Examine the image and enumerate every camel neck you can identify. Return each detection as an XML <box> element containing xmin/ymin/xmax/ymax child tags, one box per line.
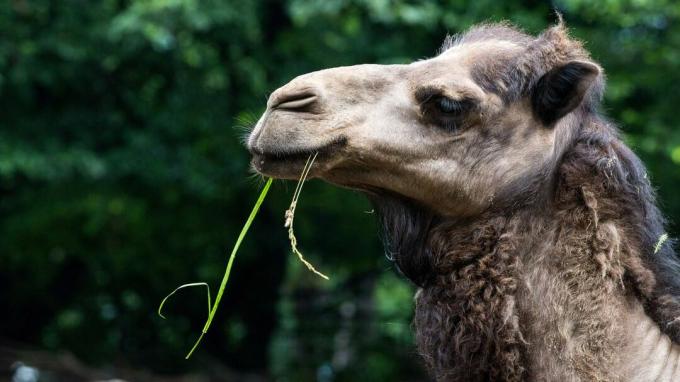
<box><xmin>373</xmin><ymin>177</ymin><xmax>679</xmax><ymax>381</ymax></box>
<box><xmin>413</xmin><ymin>201</ymin><xmax>680</xmax><ymax>381</ymax></box>
<box><xmin>414</xmin><ymin>211</ymin><xmax>531</xmax><ymax>381</ymax></box>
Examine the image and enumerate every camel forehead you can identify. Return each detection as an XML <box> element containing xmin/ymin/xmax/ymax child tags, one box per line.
<box><xmin>406</xmin><ymin>40</ymin><xmax>522</xmax><ymax>96</ymax></box>
<box><xmin>415</xmin><ymin>40</ymin><xmax>521</xmax><ymax>75</ymax></box>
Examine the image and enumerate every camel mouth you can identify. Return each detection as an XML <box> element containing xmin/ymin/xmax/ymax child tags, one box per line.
<box><xmin>250</xmin><ymin>136</ymin><xmax>347</xmax><ymax>178</ymax></box>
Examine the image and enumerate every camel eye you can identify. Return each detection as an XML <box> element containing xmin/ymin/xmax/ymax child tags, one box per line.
<box><xmin>435</xmin><ymin>96</ymin><xmax>467</xmax><ymax>114</ymax></box>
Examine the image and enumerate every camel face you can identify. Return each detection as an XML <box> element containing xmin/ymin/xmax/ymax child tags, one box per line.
<box><xmin>248</xmin><ymin>33</ymin><xmax>598</xmax><ymax>216</ymax></box>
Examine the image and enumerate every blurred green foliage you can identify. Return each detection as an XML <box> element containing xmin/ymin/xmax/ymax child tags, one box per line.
<box><xmin>1</xmin><ymin>1</ymin><xmax>679</xmax><ymax>381</ymax></box>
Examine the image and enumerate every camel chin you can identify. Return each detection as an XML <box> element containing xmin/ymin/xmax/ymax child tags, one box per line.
<box><xmin>249</xmin><ymin>155</ymin><xmax>307</xmax><ymax>180</ymax></box>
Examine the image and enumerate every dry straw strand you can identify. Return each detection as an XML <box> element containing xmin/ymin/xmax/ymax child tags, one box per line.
<box><xmin>655</xmin><ymin>233</ymin><xmax>669</xmax><ymax>254</ymax></box>
<box><xmin>285</xmin><ymin>152</ymin><xmax>329</xmax><ymax>280</ymax></box>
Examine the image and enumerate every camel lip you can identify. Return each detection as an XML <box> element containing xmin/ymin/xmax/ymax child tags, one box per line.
<box><xmin>249</xmin><ymin>136</ymin><xmax>347</xmax><ymax>178</ymax></box>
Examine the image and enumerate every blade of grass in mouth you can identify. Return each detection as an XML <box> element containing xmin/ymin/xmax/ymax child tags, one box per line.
<box><xmin>158</xmin><ymin>153</ymin><xmax>329</xmax><ymax>358</ymax></box>
<box><xmin>159</xmin><ymin>177</ymin><xmax>273</xmax><ymax>359</ymax></box>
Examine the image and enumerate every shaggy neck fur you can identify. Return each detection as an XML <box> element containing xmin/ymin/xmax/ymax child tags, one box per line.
<box><xmin>372</xmin><ymin>115</ymin><xmax>680</xmax><ymax>381</ymax></box>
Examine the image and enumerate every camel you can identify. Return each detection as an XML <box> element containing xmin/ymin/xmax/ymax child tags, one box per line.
<box><xmin>247</xmin><ymin>21</ymin><xmax>680</xmax><ymax>381</ymax></box>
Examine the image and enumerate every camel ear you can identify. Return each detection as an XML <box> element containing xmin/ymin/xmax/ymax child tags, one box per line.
<box><xmin>531</xmin><ymin>60</ymin><xmax>600</xmax><ymax>126</ymax></box>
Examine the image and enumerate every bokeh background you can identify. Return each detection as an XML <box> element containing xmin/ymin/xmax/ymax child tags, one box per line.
<box><xmin>2</xmin><ymin>1</ymin><xmax>679</xmax><ymax>381</ymax></box>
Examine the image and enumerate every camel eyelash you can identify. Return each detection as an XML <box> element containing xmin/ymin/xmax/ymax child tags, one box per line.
<box><xmin>415</xmin><ymin>87</ymin><xmax>443</xmax><ymax>104</ymax></box>
<box><xmin>441</xmin><ymin>120</ymin><xmax>460</xmax><ymax>132</ymax></box>
<box><xmin>433</xmin><ymin>97</ymin><xmax>476</xmax><ymax>114</ymax></box>
<box><xmin>414</xmin><ymin>86</ymin><xmax>477</xmax><ymax>106</ymax></box>
<box><xmin>415</xmin><ymin>88</ymin><xmax>477</xmax><ymax>114</ymax></box>
<box><xmin>416</xmin><ymin>94</ymin><xmax>477</xmax><ymax>133</ymax></box>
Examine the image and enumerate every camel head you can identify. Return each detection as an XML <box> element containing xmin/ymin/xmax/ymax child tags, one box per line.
<box><xmin>247</xmin><ymin>23</ymin><xmax>603</xmax><ymax>217</ymax></box>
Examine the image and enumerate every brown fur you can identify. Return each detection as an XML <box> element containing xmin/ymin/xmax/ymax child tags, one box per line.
<box><xmin>415</xmin><ymin>215</ymin><xmax>525</xmax><ymax>381</ymax></box>
<box><xmin>404</xmin><ymin>114</ymin><xmax>678</xmax><ymax>380</ymax></box>
<box><xmin>381</xmin><ymin>24</ymin><xmax>678</xmax><ymax>380</ymax></box>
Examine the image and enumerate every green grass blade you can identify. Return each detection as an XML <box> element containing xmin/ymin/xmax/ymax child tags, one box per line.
<box><xmin>158</xmin><ymin>282</ymin><xmax>212</xmax><ymax>320</ymax></box>
<box><xmin>158</xmin><ymin>177</ymin><xmax>273</xmax><ymax>359</ymax></box>
<box><xmin>186</xmin><ymin>177</ymin><xmax>273</xmax><ymax>358</ymax></box>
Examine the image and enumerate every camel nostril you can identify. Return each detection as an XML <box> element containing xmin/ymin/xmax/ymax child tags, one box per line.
<box><xmin>272</xmin><ymin>91</ymin><xmax>318</xmax><ymax>111</ymax></box>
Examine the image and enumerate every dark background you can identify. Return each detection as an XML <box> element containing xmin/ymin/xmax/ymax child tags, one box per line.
<box><xmin>1</xmin><ymin>1</ymin><xmax>679</xmax><ymax>381</ymax></box>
